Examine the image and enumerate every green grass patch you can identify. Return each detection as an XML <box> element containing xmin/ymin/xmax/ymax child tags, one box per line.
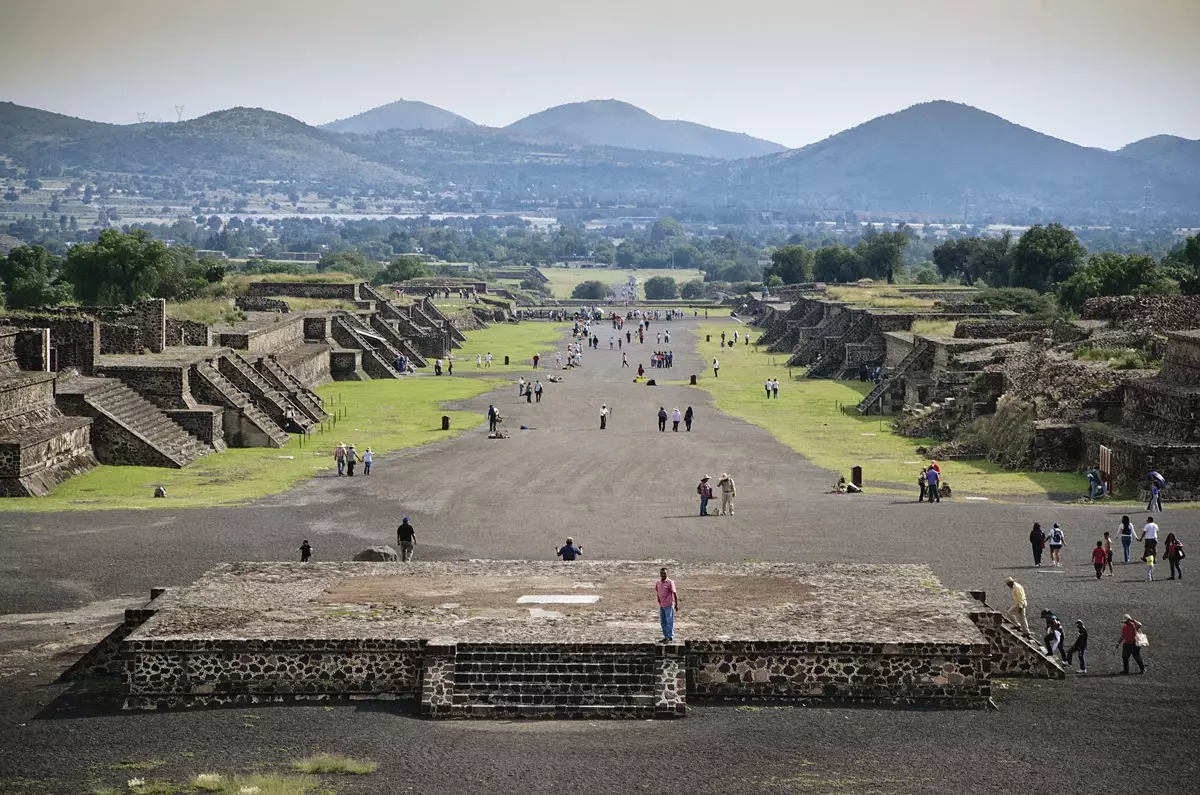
<box><xmin>291</xmin><ymin>753</ymin><xmax>377</xmax><ymax>775</ymax></box>
<box><xmin>187</xmin><ymin>773</ymin><xmax>318</xmax><ymax>794</ymax></box>
<box><xmin>539</xmin><ymin>267</ymin><xmax>705</xmax><ymax>299</ymax></box>
<box><xmin>452</xmin><ymin>321</ymin><xmax>570</xmax><ymax>372</ymax></box>
<box><xmin>910</xmin><ymin>319</ymin><xmax>957</xmax><ymax>337</ymax></box>
<box><xmin>279</xmin><ymin>297</ymin><xmax>357</xmax><ymax>312</ymax></box>
<box><xmin>1073</xmin><ymin>345</ymin><xmax>1160</xmax><ymax>370</ymax></box>
<box><xmin>165</xmin><ymin>299</ymin><xmax>245</xmax><ymax>326</ymax></box>
<box><xmin>3</xmin><ymin>377</ymin><xmax>492</xmax><ymax>513</ymax></box>
<box><xmin>107</xmin><ymin>761</ymin><xmax>167</xmax><ymax>771</ymax></box>
<box><xmin>688</xmin><ymin>321</ymin><xmax>1082</xmax><ymax>498</ymax></box>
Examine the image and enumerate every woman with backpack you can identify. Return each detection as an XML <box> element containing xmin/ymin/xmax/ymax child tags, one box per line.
<box><xmin>1165</xmin><ymin>533</ymin><xmax>1185</xmax><ymax>580</ymax></box>
<box><xmin>1118</xmin><ymin>516</ymin><xmax>1136</xmax><ymax>563</ymax></box>
<box><xmin>1047</xmin><ymin>523</ymin><xmax>1065</xmax><ymax>567</ymax></box>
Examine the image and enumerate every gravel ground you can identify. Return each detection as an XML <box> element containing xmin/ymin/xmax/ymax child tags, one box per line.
<box><xmin>1</xmin><ymin>316</ymin><xmax>1198</xmax><ymax>794</ymax></box>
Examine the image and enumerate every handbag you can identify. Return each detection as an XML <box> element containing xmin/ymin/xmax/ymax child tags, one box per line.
<box><xmin>1135</xmin><ymin>631</ymin><xmax>1149</xmax><ymax>648</ymax></box>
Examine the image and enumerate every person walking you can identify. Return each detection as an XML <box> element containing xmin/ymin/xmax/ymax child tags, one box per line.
<box><xmin>1030</xmin><ymin>522</ymin><xmax>1046</xmax><ymax>567</ymax></box>
<box><xmin>600</xmin><ymin>404</ymin><xmax>609</xmax><ymax>430</ymax></box>
<box><xmin>1118</xmin><ymin>516</ymin><xmax>1135</xmax><ymax>563</ymax></box>
<box><xmin>1004</xmin><ymin>577</ymin><xmax>1029</xmax><ymax>634</ymax></box>
<box><xmin>1165</xmin><ymin>533</ymin><xmax>1185</xmax><ymax>579</ymax></box>
<box><xmin>684</xmin><ymin>406</ymin><xmax>694</xmax><ymax>432</ymax></box>
<box><xmin>447</xmin><ymin>358</ymin><xmax>453</xmax><ymax>376</ymax></box>
<box><xmin>1103</xmin><ymin>531</ymin><xmax>1114</xmax><ymax>576</ymax></box>
<box><xmin>1145</xmin><ymin>550</ymin><xmax>1157</xmax><ymax>581</ymax></box>
<box><xmin>533</xmin><ymin>353</ymin><xmax>540</xmax><ymax>369</ymax></box>
<box><xmin>362</xmin><ymin>447</ymin><xmax>373</xmax><ymax>476</ymax></box>
<box><xmin>1091</xmin><ymin>541</ymin><xmax>1108</xmax><ymax>579</ymax></box>
<box><xmin>1117</xmin><ymin>615</ymin><xmax>1146</xmax><ymax>674</ymax></box>
<box><xmin>717</xmin><ymin>472</ymin><xmax>736</xmax><ymax>516</ymax></box>
<box><xmin>345</xmin><ymin>444</ymin><xmax>358</xmax><ymax>477</ymax></box>
<box><xmin>1147</xmin><ymin>471</ymin><xmax>1165</xmax><ymax>511</ymax></box>
<box><xmin>557</xmin><ymin>537</ymin><xmax>583</xmax><ymax>561</ymax></box>
<box><xmin>697</xmin><ymin>475</ymin><xmax>713</xmax><ymax>516</ymax></box>
<box><xmin>1047</xmin><ymin>523</ymin><xmax>1065</xmax><ymax>567</ymax></box>
<box><xmin>918</xmin><ymin>467</ymin><xmax>928</xmax><ymax>502</ymax></box>
<box><xmin>1139</xmin><ymin>516</ymin><xmax>1159</xmax><ymax>561</ymax></box>
<box><xmin>334</xmin><ymin>442</ymin><xmax>347</xmax><ymax>476</ymax></box>
<box><xmin>298</xmin><ymin>539</ymin><xmax>312</xmax><ymax>563</ymax></box>
<box><xmin>622</xmin><ymin>352</ymin><xmax>629</xmax><ymax>368</ymax></box>
<box><xmin>487</xmin><ymin>404</ymin><xmax>498</xmax><ymax>433</ymax></box>
<box><xmin>657</xmin><ymin>407</ymin><xmax>668</xmax><ymax>432</ymax></box>
<box><xmin>772</xmin><ymin>379</ymin><xmax>779</xmax><ymax>399</ymax></box>
<box><xmin>655</xmin><ymin>567</ymin><xmax>679</xmax><ymax>643</ymax></box>
<box><xmin>485</xmin><ymin>351</ymin><xmax>493</xmax><ymax>368</ymax></box>
<box><xmin>534</xmin><ymin>381</ymin><xmax>543</xmax><ymax>403</ymax></box>
<box><xmin>1066</xmin><ymin>620</ymin><xmax>1089</xmax><ymax>673</ymax></box>
<box><xmin>477</xmin><ymin>353</ymin><xmax>482</xmax><ymax>368</ymax></box>
<box><xmin>713</xmin><ymin>358</ymin><xmax>720</xmax><ymax>378</ymax></box>
<box><xmin>397</xmin><ymin>517</ymin><xmax>416</xmax><ymax>562</ymax></box>
<box><xmin>518</xmin><ymin>377</ymin><xmax>525</xmax><ymax>396</ymax></box>
<box><xmin>765</xmin><ymin>379</ymin><xmax>772</xmax><ymax>399</ymax></box>
<box><xmin>526</xmin><ymin>382</ymin><xmax>533</xmax><ymax>403</ymax></box>
<box><xmin>434</xmin><ymin>358</ymin><xmax>443</xmax><ymax>376</ymax></box>
<box><xmin>610</xmin><ymin>336</ymin><xmax>615</xmax><ymax>349</ymax></box>
<box><xmin>670</xmin><ymin>407</ymin><xmax>682</xmax><ymax>432</ymax></box>
<box><xmin>924</xmin><ymin>465</ymin><xmax>941</xmax><ymax>503</ymax></box>
<box><xmin>1041</xmin><ymin>610</ymin><xmax>1064</xmax><ymax>660</ymax></box>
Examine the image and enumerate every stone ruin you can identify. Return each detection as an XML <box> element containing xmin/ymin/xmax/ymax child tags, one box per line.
<box><xmin>0</xmin><ymin>282</ymin><xmax>498</xmax><ymax>497</ymax></box>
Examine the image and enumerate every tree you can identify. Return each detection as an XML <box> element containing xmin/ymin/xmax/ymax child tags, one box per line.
<box><xmin>932</xmin><ymin>235</ymin><xmax>1012</xmax><ymax>286</ymax></box>
<box><xmin>648</xmin><ymin>217</ymin><xmax>684</xmax><ymax>244</ymax></box>
<box><xmin>65</xmin><ymin>229</ymin><xmax>171</xmax><ymax>305</ymax></box>
<box><xmin>571</xmin><ymin>280</ymin><xmax>608</xmax><ymax>300</ymax></box>
<box><xmin>644</xmin><ymin>275</ymin><xmax>679</xmax><ymax>299</ymax></box>
<box><xmin>1009</xmin><ymin>223</ymin><xmax>1085</xmax><ymax>292</ymax></box>
<box><xmin>316</xmin><ymin>250</ymin><xmax>379</xmax><ymax>280</ymax></box>
<box><xmin>680</xmin><ymin>279</ymin><xmax>706</xmax><ymax>299</ymax></box>
<box><xmin>0</xmin><ymin>245</ymin><xmax>73</xmax><ymax>309</ymax></box>
<box><xmin>763</xmin><ymin>245</ymin><xmax>813</xmax><ymax>284</ymax></box>
<box><xmin>1161</xmin><ymin>233</ymin><xmax>1200</xmax><ymax>294</ymax></box>
<box><xmin>813</xmin><ymin>244</ymin><xmax>861</xmax><ymax>283</ymax></box>
<box><xmin>373</xmin><ymin>254</ymin><xmax>430</xmax><ymax>285</ymax></box>
<box><xmin>855</xmin><ymin>231</ymin><xmax>908</xmax><ymax>283</ymax></box>
<box><xmin>1057</xmin><ymin>252</ymin><xmax>1174</xmax><ymax>311</ymax></box>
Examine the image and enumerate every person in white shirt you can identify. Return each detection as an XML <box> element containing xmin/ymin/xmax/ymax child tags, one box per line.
<box><xmin>1138</xmin><ymin>516</ymin><xmax>1159</xmax><ymax>561</ymax></box>
<box><xmin>713</xmin><ymin>358</ymin><xmax>720</xmax><ymax>378</ymax></box>
<box><xmin>485</xmin><ymin>352</ymin><xmax>493</xmax><ymax>368</ymax></box>
<box><xmin>476</xmin><ymin>354</ymin><xmax>482</xmax><ymax>368</ymax></box>
<box><xmin>765</xmin><ymin>379</ymin><xmax>772</xmax><ymax>399</ymax></box>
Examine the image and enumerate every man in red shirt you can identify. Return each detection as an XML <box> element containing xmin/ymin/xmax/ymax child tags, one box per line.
<box><xmin>655</xmin><ymin>568</ymin><xmax>679</xmax><ymax>643</ymax></box>
<box><xmin>1091</xmin><ymin>541</ymin><xmax>1108</xmax><ymax>579</ymax></box>
<box><xmin>1117</xmin><ymin>615</ymin><xmax>1146</xmax><ymax>674</ymax></box>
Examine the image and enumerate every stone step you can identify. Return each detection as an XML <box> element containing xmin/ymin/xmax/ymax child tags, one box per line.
<box><xmin>452</xmin><ymin>692</ymin><xmax>657</xmax><ymax>706</ymax></box>
<box><xmin>455</xmin><ymin>662</ymin><xmax>655</xmax><ymax>675</ymax></box>
<box><xmin>452</xmin><ymin>703</ymin><xmax>656</xmax><ymax>718</ymax></box>
<box><xmin>74</xmin><ymin>377</ymin><xmax>208</xmax><ymax>467</ymax></box>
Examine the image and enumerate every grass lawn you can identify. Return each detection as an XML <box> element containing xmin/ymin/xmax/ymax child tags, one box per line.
<box><xmin>451</xmin><ymin>321</ymin><xmax>570</xmax><ymax>371</ymax></box>
<box><xmin>686</xmin><ymin>321</ymin><xmax>1083</xmax><ymax>499</ymax></box>
<box><xmin>539</xmin><ymin>268</ymin><xmax>705</xmax><ymax>299</ymax></box>
<box><xmin>3</xmin><ymin>377</ymin><xmax>493</xmax><ymax>512</ymax></box>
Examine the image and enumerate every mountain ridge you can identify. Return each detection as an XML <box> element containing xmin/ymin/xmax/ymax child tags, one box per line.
<box><xmin>1117</xmin><ymin>134</ymin><xmax>1200</xmax><ymax>177</ymax></box>
<box><xmin>322</xmin><ymin>99</ymin><xmax>476</xmax><ymax>134</ymax></box>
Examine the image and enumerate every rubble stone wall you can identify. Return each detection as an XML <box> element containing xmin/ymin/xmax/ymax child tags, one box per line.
<box><xmin>246</xmin><ymin>282</ymin><xmax>360</xmax><ymax>300</ymax></box>
<box><xmin>165</xmin><ymin>319</ymin><xmax>212</xmax><ymax>347</ymax></box>
<box><xmin>1082</xmin><ymin>296</ymin><xmax>1200</xmax><ymax>332</ymax></box>
<box><xmin>0</xmin><ymin>318</ymin><xmax>99</xmax><ymax>374</ymax></box>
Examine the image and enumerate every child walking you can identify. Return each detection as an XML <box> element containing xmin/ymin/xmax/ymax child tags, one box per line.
<box><xmin>1103</xmin><ymin>532</ymin><xmax>1114</xmax><ymax>576</ymax></box>
<box><xmin>1091</xmin><ymin>541</ymin><xmax>1107</xmax><ymax>579</ymax></box>
<box><xmin>299</xmin><ymin>540</ymin><xmax>312</xmax><ymax>562</ymax></box>
<box><xmin>1145</xmin><ymin>553</ymin><xmax>1156</xmax><ymax>582</ymax></box>
<box><xmin>1065</xmin><ymin>620</ymin><xmax>1088</xmax><ymax>673</ymax></box>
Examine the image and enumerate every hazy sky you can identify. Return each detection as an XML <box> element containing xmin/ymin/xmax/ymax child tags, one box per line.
<box><xmin>2</xmin><ymin>0</ymin><xmax>1197</xmax><ymax>150</ymax></box>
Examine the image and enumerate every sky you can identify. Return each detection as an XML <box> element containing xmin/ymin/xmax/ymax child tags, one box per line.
<box><xmin>1</xmin><ymin>0</ymin><xmax>1197</xmax><ymax>150</ymax></box>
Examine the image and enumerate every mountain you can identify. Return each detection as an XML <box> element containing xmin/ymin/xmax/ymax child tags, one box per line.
<box><xmin>1118</xmin><ymin>135</ymin><xmax>1200</xmax><ymax>177</ymax></box>
<box><xmin>0</xmin><ymin>104</ymin><xmax>410</xmax><ymax>186</ymax></box>
<box><xmin>725</xmin><ymin>101</ymin><xmax>1200</xmax><ymax>214</ymax></box>
<box><xmin>504</xmin><ymin>100</ymin><xmax>787</xmax><ymax>160</ymax></box>
<box><xmin>322</xmin><ymin>99</ymin><xmax>476</xmax><ymax>134</ymax></box>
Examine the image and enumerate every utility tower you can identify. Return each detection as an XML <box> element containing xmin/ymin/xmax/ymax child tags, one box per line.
<box><xmin>174</xmin><ymin>105</ymin><xmax>185</xmax><ymax>122</ymax></box>
<box><xmin>962</xmin><ymin>189</ymin><xmax>973</xmax><ymax>225</ymax></box>
<box><xmin>136</xmin><ymin>112</ymin><xmax>146</xmax><ymax>123</ymax></box>
<box><xmin>1142</xmin><ymin>182</ymin><xmax>1154</xmax><ymax>222</ymax></box>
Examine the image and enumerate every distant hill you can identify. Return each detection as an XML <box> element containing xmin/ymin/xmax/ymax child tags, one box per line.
<box><xmin>726</xmin><ymin>101</ymin><xmax>1200</xmax><ymax>214</ymax></box>
<box><xmin>1118</xmin><ymin>135</ymin><xmax>1200</xmax><ymax>177</ymax></box>
<box><xmin>322</xmin><ymin>99</ymin><xmax>476</xmax><ymax>134</ymax></box>
<box><xmin>504</xmin><ymin>100</ymin><xmax>787</xmax><ymax>160</ymax></box>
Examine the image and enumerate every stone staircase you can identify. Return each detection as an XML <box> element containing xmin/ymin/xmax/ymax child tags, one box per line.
<box><xmin>56</xmin><ymin>376</ymin><xmax>209</xmax><ymax>468</ymax></box>
<box><xmin>968</xmin><ymin>607</ymin><xmax>1066</xmax><ymax>679</ymax></box>
<box><xmin>331</xmin><ymin>314</ymin><xmax>402</xmax><ymax>379</ymax></box>
<box><xmin>252</xmin><ymin>356</ymin><xmax>329</xmax><ymax>424</ymax></box>
<box><xmin>191</xmin><ymin>362</ymin><xmax>290</xmax><ymax>447</ymax></box>
<box><xmin>437</xmin><ymin>644</ymin><xmax>668</xmax><ymax>718</ymax></box>
<box><xmin>217</xmin><ymin>352</ymin><xmax>315</xmax><ymax>432</ymax></box>
<box><xmin>856</xmin><ymin>339</ymin><xmax>931</xmax><ymax>414</ymax></box>
<box><xmin>368</xmin><ymin>314</ymin><xmax>427</xmax><ymax>368</ymax></box>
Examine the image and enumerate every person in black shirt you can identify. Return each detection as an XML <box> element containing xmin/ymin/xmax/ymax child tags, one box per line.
<box><xmin>298</xmin><ymin>540</ymin><xmax>312</xmax><ymax>562</ymax></box>
<box><xmin>397</xmin><ymin>518</ymin><xmax>416</xmax><ymax>562</ymax></box>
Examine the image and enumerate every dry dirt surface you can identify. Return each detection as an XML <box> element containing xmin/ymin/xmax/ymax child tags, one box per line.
<box><xmin>1</xmin><ymin>315</ymin><xmax>1199</xmax><ymax>794</ymax></box>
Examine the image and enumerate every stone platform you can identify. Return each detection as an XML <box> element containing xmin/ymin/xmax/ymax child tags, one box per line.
<box><xmin>120</xmin><ymin>561</ymin><xmax>995</xmax><ymax>716</ymax></box>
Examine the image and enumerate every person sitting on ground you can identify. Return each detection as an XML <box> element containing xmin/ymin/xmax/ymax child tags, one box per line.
<box><xmin>557</xmin><ymin>537</ymin><xmax>583</xmax><ymax>561</ymax></box>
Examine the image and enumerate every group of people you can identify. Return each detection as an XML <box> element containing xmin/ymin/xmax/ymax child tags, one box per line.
<box><xmin>332</xmin><ymin>442</ymin><xmax>373</xmax><ymax>476</ymax></box>
<box><xmin>917</xmin><ymin>461</ymin><xmax>948</xmax><ymax>502</ymax></box>
<box><xmin>649</xmin><ymin>351</ymin><xmax>674</xmax><ymax>368</ymax></box>
<box><xmin>697</xmin><ymin>473</ymin><xmax>736</xmax><ymax>516</ymax></box>
<box><xmin>656</xmin><ymin>406</ymin><xmax>691</xmax><ymax>432</ymax></box>
<box><xmin>763</xmin><ymin>379</ymin><xmax>780</xmax><ymax>399</ymax></box>
<box><xmin>1029</xmin><ymin>516</ymin><xmax>1185</xmax><ymax>581</ymax></box>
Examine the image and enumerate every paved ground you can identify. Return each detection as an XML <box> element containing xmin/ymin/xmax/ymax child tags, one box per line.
<box><xmin>1</xmin><ymin>315</ymin><xmax>1198</xmax><ymax>794</ymax></box>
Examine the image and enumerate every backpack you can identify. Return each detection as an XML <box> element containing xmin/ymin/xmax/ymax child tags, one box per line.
<box><xmin>1051</xmin><ymin>528</ymin><xmax>1064</xmax><ymax>544</ymax></box>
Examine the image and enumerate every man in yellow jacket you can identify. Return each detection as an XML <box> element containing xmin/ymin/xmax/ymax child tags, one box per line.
<box><xmin>1005</xmin><ymin>577</ymin><xmax>1029</xmax><ymax>634</ymax></box>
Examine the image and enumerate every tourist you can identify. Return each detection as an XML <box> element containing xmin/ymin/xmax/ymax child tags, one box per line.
<box><xmin>1139</xmin><ymin>516</ymin><xmax>1159</xmax><ymax>561</ymax></box>
<box><xmin>1030</xmin><ymin>522</ymin><xmax>1046</xmax><ymax>567</ymax></box>
<box><xmin>434</xmin><ymin>358</ymin><xmax>443</xmax><ymax>376</ymax></box>
<box><xmin>765</xmin><ymin>379</ymin><xmax>772</xmax><ymax>399</ymax></box>
<box><xmin>1041</xmin><ymin>610</ymin><xmax>1064</xmax><ymax>659</ymax></box>
<box><xmin>622</xmin><ymin>352</ymin><xmax>629</xmax><ymax>368</ymax></box>
<box><xmin>610</xmin><ymin>335</ymin><xmax>615</xmax><ymax>349</ymax></box>
<box><xmin>397</xmin><ymin>517</ymin><xmax>416</xmax><ymax>562</ymax></box>
<box><xmin>717</xmin><ymin>472</ymin><xmax>736</xmax><ymax>516</ymax></box>
<box><xmin>637</xmin><ymin>363</ymin><xmax>645</xmax><ymax>377</ymax></box>
<box><xmin>298</xmin><ymin>539</ymin><xmax>312</xmax><ymax>563</ymax></box>
<box><xmin>924</xmin><ymin>465</ymin><xmax>941</xmax><ymax>503</ymax></box>
<box><xmin>671</xmin><ymin>407</ymin><xmax>682</xmax><ymax>432</ymax></box>
<box><xmin>487</xmin><ymin>404</ymin><xmax>498</xmax><ymax>433</ymax></box>
<box><xmin>1118</xmin><ymin>516</ymin><xmax>1136</xmax><ymax>563</ymax></box>
<box><xmin>533</xmin><ymin>353</ymin><xmax>540</xmax><ymax>369</ymax></box>
<box><xmin>345</xmin><ymin>444</ymin><xmax>359</xmax><ymax>476</ymax></box>
<box><xmin>556</xmin><ymin>351</ymin><xmax>562</xmax><ymax>368</ymax></box>
<box><xmin>518</xmin><ymin>377</ymin><xmax>525</xmax><ymax>396</ymax></box>
<box><xmin>1103</xmin><ymin>531</ymin><xmax>1114</xmax><ymax>575</ymax></box>
<box><xmin>447</xmin><ymin>358</ymin><xmax>453</xmax><ymax>376</ymax></box>
<box><xmin>772</xmin><ymin>379</ymin><xmax>779</xmax><ymax>399</ymax></box>
<box><xmin>477</xmin><ymin>354</ymin><xmax>482</xmax><ymax>368</ymax></box>
<box><xmin>656</xmin><ymin>567</ymin><xmax>679</xmax><ymax>643</ymax></box>
<box><xmin>1165</xmin><ymin>533</ymin><xmax>1185</xmax><ymax>579</ymax></box>
<box><xmin>486</xmin><ymin>352</ymin><xmax>493</xmax><ymax>368</ymax></box>
<box><xmin>658</xmin><ymin>406</ymin><xmax>668</xmax><ymax>432</ymax></box>
<box><xmin>1116</xmin><ymin>615</ymin><xmax>1146</xmax><ymax>674</ymax></box>
<box><xmin>600</xmin><ymin>404</ymin><xmax>609</xmax><ymax>430</ymax></box>
<box><xmin>1091</xmin><ymin>541</ymin><xmax>1107</xmax><ymax>579</ymax></box>
<box><xmin>697</xmin><ymin>475</ymin><xmax>713</xmax><ymax>516</ymax></box>
<box><xmin>362</xmin><ymin>447</ymin><xmax>373</xmax><ymax>476</ymax></box>
<box><xmin>713</xmin><ymin>357</ymin><xmax>720</xmax><ymax>378</ymax></box>
<box><xmin>1065</xmin><ymin>620</ymin><xmax>1088</xmax><ymax>673</ymax></box>
<box><xmin>557</xmin><ymin>537</ymin><xmax>583</xmax><ymax>561</ymax></box>
<box><xmin>928</xmin><ymin>459</ymin><xmax>941</xmax><ymax>475</ymax></box>
<box><xmin>1147</xmin><ymin>471</ymin><xmax>1165</xmax><ymax>511</ymax></box>
<box><xmin>684</xmin><ymin>406</ymin><xmax>694</xmax><ymax>432</ymax></box>
<box><xmin>1145</xmin><ymin>551</ymin><xmax>1156</xmax><ymax>581</ymax></box>
<box><xmin>1004</xmin><ymin>577</ymin><xmax>1029</xmax><ymax>634</ymax></box>
<box><xmin>526</xmin><ymin>382</ymin><xmax>533</xmax><ymax>403</ymax></box>
<box><xmin>334</xmin><ymin>442</ymin><xmax>347</xmax><ymax>476</ymax></box>
<box><xmin>1047</xmin><ymin>523</ymin><xmax>1065</xmax><ymax>567</ymax></box>
<box><xmin>534</xmin><ymin>381</ymin><xmax>543</xmax><ymax>403</ymax></box>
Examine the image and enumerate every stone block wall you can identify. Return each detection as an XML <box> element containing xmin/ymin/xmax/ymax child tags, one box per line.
<box><xmin>330</xmin><ymin>350</ymin><xmax>362</xmax><ymax>379</ymax></box>
<box><xmin>246</xmin><ymin>282</ymin><xmax>360</xmax><ymax>300</ymax></box>
<box><xmin>1157</xmin><ymin>331</ymin><xmax>1200</xmax><ymax>387</ymax></box>
<box><xmin>14</xmin><ymin>329</ymin><xmax>50</xmax><ymax>371</ymax></box>
<box><xmin>235</xmin><ymin>296</ymin><xmax>290</xmax><ymax>313</ymax></box>
<box><xmin>1081</xmin><ymin>296</ymin><xmax>1200</xmax><ymax>332</ymax></box>
<box><xmin>166</xmin><ymin>408</ymin><xmax>224</xmax><ymax>449</ymax></box>
<box><xmin>303</xmin><ymin>316</ymin><xmax>331</xmax><ymax>341</ymax></box>
<box><xmin>0</xmin><ymin>317</ymin><xmax>99</xmax><ymax>374</ymax></box>
<box><xmin>955</xmin><ymin>319</ymin><xmax>1055</xmax><ymax>341</ymax></box>
<box><xmin>95</xmin><ymin>364</ymin><xmax>192</xmax><ymax>410</ymax></box>
<box><xmin>1082</xmin><ymin>425</ymin><xmax>1200</xmax><ymax>493</ymax></box>
<box><xmin>125</xmin><ymin>638</ymin><xmax>424</xmax><ymax>709</ymax></box>
<box><xmin>100</xmin><ymin>323</ymin><xmax>143</xmax><ymax>355</ymax></box>
<box><xmin>968</xmin><ymin>609</ymin><xmax>1065</xmax><ymax>679</ymax></box>
<box><xmin>1031</xmin><ymin>421</ymin><xmax>1084</xmax><ymax>471</ymax></box>
<box><xmin>165</xmin><ymin>319</ymin><xmax>212</xmax><ymax>347</ymax></box>
<box><xmin>279</xmin><ymin>345</ymin><xmax>332</xmax><ymax>389</ymax></box>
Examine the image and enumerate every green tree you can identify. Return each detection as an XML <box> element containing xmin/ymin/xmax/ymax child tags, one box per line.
<box><xmin>643</xmin><ymin>275</ymin><xmax>679</xmax><ymax>299</ymax></box>
<box><xmin>1056</xmin><ymin>252</ymin><xmax>1174</xmax><ymax>311</ymax></box>
<box><xmin>933</xmin><ymin>236</ymin><xmax>1012</xmax><ymax>285</ymax></box>
<box><xmin>0</xmin><ymin>245</ymin><xmax>73</xmax><ymax>309</ymax></box>
<box><xmin>1009</xmin><ymin>223</ymin><xmax>1085</xmax><ymax>292</ymax></box>
<box><xmin>855</xmin><ymin>231</ymin><xmax>909</xmax><ymax>283</ymax></box>
<box><xmin>680</xmin><ymin>279</ymin><xmax>706</xmax><ymax>299</ymax></box>
<box><xmin>316</xmin><ymin>249</ymin><xmax>380</xmax><ymax>280</ymax></box>
<box><xmin>373</xmin><ymin>254</ymin><xmax>430</xmax><ymax>285</ymax></box>
<box><xmin>648</xmin><ymin>217</ymin><xmax>684</xmax><ymax>244</ymax></box>
<box><xmin>764</xmin><ymin>245</ymin><xmax>813</xmax><ymax>284</ymax></box>
<box><xmin>571</xmin><ymin>280</ymin><xmax>608</xmax><ymax>300</ymax></box>
<box><xmin>1161</xmin><ymin>233</ymin><xmax>1200</xmax><ymax>295</ymax></box>
<box><xmin>813</xmin><ymin>244</ymin><xmax>861</xmax><ymax>282</ymax></box>
<box><xmin>65</xmin><ymin>229</ymin><xmax>170</xmax><ymax>305</ymax></box>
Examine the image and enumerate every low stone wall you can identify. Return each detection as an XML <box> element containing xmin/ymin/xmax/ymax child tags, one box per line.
<box><xmin>218</xmin><ymin>314</ymin><xmax>307</xmax><ymax>354</ymax></box>
<box><xmin>235</xmin><ymin>296</ymin><xmax>291</xmax><ymax>313</ymax></box>
<box><xmin>166</xmin><ymin>408</ymin><xmax>224</xmax><ymax>449</ymax></box>
<box><xmin>13</xmin><ymin>329</ymin><xmax>50</xmax><ymax>371</ymax></box>
<box><xmin>95</xmin><ymin>364</ymin><xmax>191</xmax><ymax>410</ymax></box>
<box><xmin>0</xmin><ymin>317</ymin><xmax>99</xmax><ymax>374</ymax></box>
<box><xmin>1031</xmin><ymin>421</ymin><xmax>1084</xmax><ymax>471</ymax></box>
<box><xmin>100</xmin><ymin>323</ymin><xmax>143</xmax><ymax>355</ymax></box>
<box><xmin>1082</xmin><ymin>296</ymin><xmax>1200</xmax><ymax>332</ymax></box>
<box><xmin>246</xmin><ymin>282</ymin><xmax>360</xmax><ymax>300</ymax></box>
<box><xmin>330</xmin><ymin>350</ymin><xmax>362</xmax><ymax>379</ymax></box>
<box><xmin>278</xmin><ymin>344</ymin><xmax>333</xmax><ymax>389</ymax></box>
<box><xmin>165</xmin><ymin>319</ymin><xmax>212</xmax><ymax>347</ymax></box>
<box><xmin>954</xmin><ymin>319</ymin><xmax>1056</xmax><ymax>341</ymax></box>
